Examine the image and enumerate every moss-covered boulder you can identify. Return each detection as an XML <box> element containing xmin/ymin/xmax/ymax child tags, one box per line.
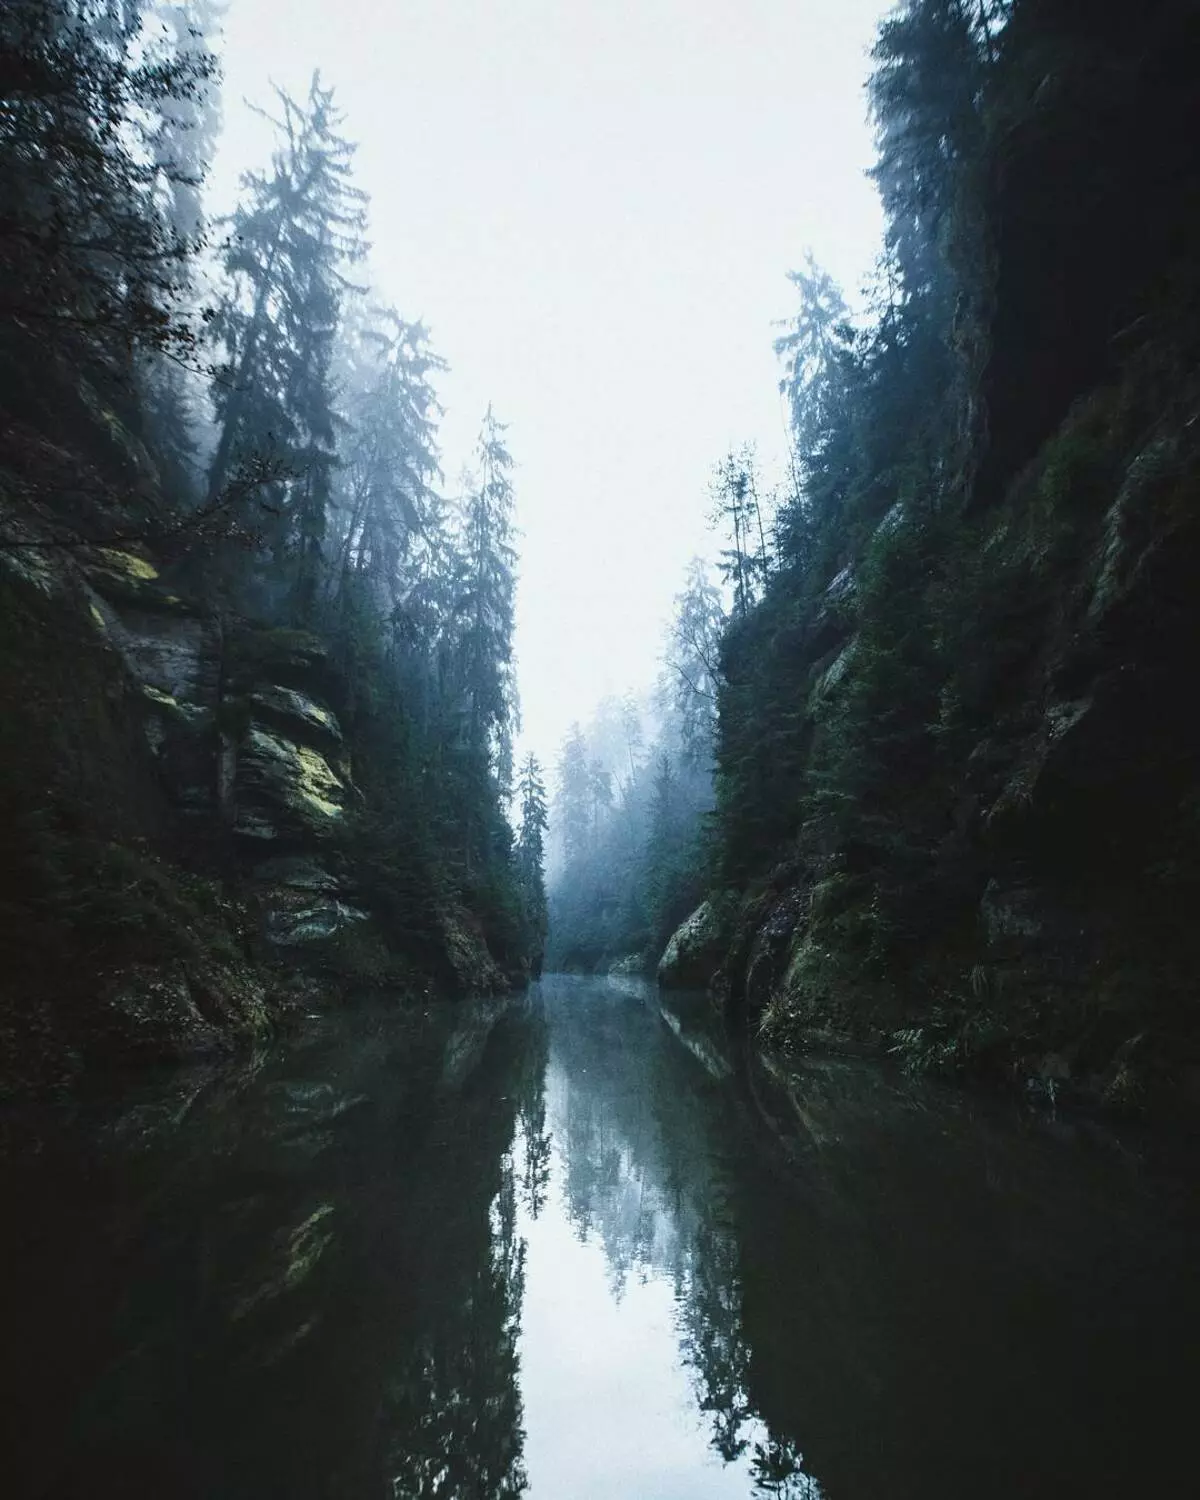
<box><xmin>233</xmin><ymin>726</ymin><xmax>350</xmax><ymax>844</ymax></box>
<box><xmin>263</xmin><ymin>894</ymin><xmax>370</xmax><ymax>948</ymax></box>
<box><xmin>658</xmin><ymin>901</ymin><xmax>724</xmax><ymax>991</ymax></box>
<box><xmin>84</xmin><ymin>548</ymin><xmax>193</xmax><ymax>616</ymax></box>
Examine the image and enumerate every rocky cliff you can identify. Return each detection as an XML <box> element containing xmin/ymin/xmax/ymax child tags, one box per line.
<box><xmin>0</xmin><ymin>507</ymin><xmax>506</xmax><ymax>1093</ymax></box>
<box><xmin>666</xmin><ymin>353</ymin><xmax>1200</xmax><ymax>1107</ymax></box>
<box><xmin>664</xmin><ymin>2</ymin><xmax>1200</xmax><ymax>1111</ymax></box>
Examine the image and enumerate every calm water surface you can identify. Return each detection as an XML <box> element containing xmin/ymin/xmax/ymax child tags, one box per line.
<box><xmin>2</xmin><ymin>975</ymin><xmax>1197</xmax><ymax>1498</ymax></box>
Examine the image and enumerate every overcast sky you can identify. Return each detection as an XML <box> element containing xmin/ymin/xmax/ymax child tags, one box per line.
<box><xmin>209</xmin><ymin>0</ymin><xmax>890</xmax><ymax>771</ymax></box>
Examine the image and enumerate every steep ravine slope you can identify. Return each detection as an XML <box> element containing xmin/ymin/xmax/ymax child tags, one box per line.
<box><xmin>662</xmin><ymin>2</ymin><xmax>1200</xmax><ymax>1110</ymax></box>
<box><xmin>0</xmin><ymin>498</ymin><xmax>506</xmax><ymax>1094</ymax></box>
<box><xmin>696</xmin><ymin>371</ymin><xmax>1200</xmax><ymax>1105</ymax></box>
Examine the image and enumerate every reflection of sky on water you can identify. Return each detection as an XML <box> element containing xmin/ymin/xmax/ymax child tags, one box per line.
<box><xmin>516</xmin><ymin>985</ymin><xmax>824</xmax><ymax>1499</ymax></box>
<box><xmin>6</xmin><ymin>984</ymin><xmax>1193</xmax><ymax>1500</ymax></box>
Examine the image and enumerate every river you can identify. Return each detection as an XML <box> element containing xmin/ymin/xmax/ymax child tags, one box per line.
<box><xmin>2</xmin><ymin>975</ymin><xmax>1197</xmax><ymax>1499</ymax></box>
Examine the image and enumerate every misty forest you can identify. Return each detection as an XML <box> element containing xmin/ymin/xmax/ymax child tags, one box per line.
<box><xmin>2</xmin><ymin>2</ymin><xmax>1200</xmax><ymax>1498</ymax></box>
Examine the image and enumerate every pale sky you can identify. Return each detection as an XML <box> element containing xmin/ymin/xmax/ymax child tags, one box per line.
<box><xmin>209</xmin><ymin>0</ymin><xmax>889</xmax><ymax>770</ymax></box>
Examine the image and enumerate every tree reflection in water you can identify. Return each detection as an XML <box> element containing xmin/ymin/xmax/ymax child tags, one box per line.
<box><xmin>1</xmin><ymin>998</ymin><xmax>550</xmax><ymax>1500</ymax></box>
<box><xmin>7</xmin><ymin>979</ymin><xmax>1191</xmax><ymax>1500</ymax></box>
<box><xmin>535</xmin><ymin>976</ymin><xmax>824</xmax><ymax>1496</ymax></box>
<box><xmin>379</xmin><ymin>998</ymin><xmax>550</xmax><ymax>1499</ymax></box>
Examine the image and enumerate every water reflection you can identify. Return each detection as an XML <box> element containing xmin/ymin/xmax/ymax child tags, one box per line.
<box><xmin>1</xmin><ymin>978</ymin><xmax>1197</xmax><ymax>1499</ymax></box>
<box><xmin>521</xmin><ymin>976</ymin><xmax>1200</xmax><ymax>1500</ymax></box>
<box><xmin>522</xmin><ymin>977</ymin><xmax>821</xmax><ymax>1498</ymax></box>
<box><xmin>2</xmin><ymin>999</ymin><xmax>541</xmax><ymax>1499</ymax></box>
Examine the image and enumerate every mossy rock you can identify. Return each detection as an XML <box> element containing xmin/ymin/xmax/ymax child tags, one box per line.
<box><xmin>658</xmin><ymin>900</ymin><xmax>725</xmax><ymax>990</ymax></box>
<box><xmin>85</xmin><ymin>549</ymin><xmax>197</xmax><ymax>616</ymax></box>
<box><xmin>235</xmin><ymin>727</ymin><xmax>349</xmax><ymax>843</ymax></box>
<box><xmin>251</xmin><ymin>855</ymin><xmax>343</xmax><ymax>893</ymax></box>
<box><xmin>249</xmin><ymin>684</ymin><xmax>344</xmax><ymax>753</ymax></box>
<box><xmin>263</xmin><ymin>893</ymin><xmax>369</xmax><ymax>948</ymax></box>
<box><xmin>439</xmin><ymin>904</ymin><xmax>507</xmax><ymax>996</ymax></box>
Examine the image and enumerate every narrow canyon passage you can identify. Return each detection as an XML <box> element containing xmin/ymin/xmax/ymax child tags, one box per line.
<box><xmin>3</xmin><ymin>977</ymin><xmax>1196</xmax><ymax>1500</ymax></box>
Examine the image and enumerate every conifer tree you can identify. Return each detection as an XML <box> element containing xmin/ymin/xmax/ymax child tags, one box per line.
<box><xmin>147</xmin><ymin>0</ymin><xmax>226</xmax><ymax>245</ymax></box>
<box><xmin>333</xmin><ymin>309</ymin><xmax>445</xmax><ymax>622</ymax></box>
<box><xmin>207</xmin><ymin>72</ymin><xmax>367</xmax><ymax>607</ymax></box>
<box><xmin>515</xmin><ymin>753</ymin><xmax>549</xmax><ymax>968</ymax></box>
<box><xmin>455</xmin><ymin>405</ymin><xmax>519</xmax><ymax>790</ymax></box>
<box><xmin>711</xmin><ymin>446</ymin><xmax>769</xmax><ymax>618</ymax></box>
<box><xmin>665</xmin><ymin>559</ymin><xmax>726</xmax><ymax>767</ymax></box>
<box><xmin>772</xmin><ymin>257</ymin><xmax>859</xmax><ymax>570</ymax></box>
<box><xmin>556</xmin><ymin>726</ymin><xmax>593</xmax><ymax>866</ymax></box>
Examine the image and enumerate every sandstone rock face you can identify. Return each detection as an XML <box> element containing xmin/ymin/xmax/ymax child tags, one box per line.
<box><xmin>85</xmin><ymin>551</ymin><xmax>223</xmax><ymax>820</ymax></box>
<box><xmin>83</xmin><ymin>558</ymin><xmax>356</xmax><ymax>843</ymax></box>
<box><xmin>658</xmin><ymin>901</ymin><xmax>724</xmax><ymax>991</ymax></box>
<box><xmin>234</xmin><ymin>726</ymin><xmax>348</xmax><ymax>844</ymax></box>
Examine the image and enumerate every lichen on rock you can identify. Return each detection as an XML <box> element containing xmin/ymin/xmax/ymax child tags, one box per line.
<box><xmin>235</xmin><ymin>727</ymin><xmax>348</xmax><ymax>841</ymax></box>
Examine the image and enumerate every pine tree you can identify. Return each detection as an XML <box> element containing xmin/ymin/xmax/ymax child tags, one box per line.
<box><xmin>710</xmin><ymin>446</ymin><xmax>769</xmax><ymax>618</ymax></box>
<box><xmin>207</xmin><ymin>72</ymin><xmax>367</xmax><ymax>608</ymax></box>
<box><xmin>455</xmin><ymin>405</ymin><xmax>519</xmax><ymax>791</ymax></box>
<box><xmin>556</xmin><ymin>726</ymin><xmax>593</xmax><ymax>866</ymax></box>
<box><xmin>146</xmin><ymin>0</ymin><xmax>226</xmax><ymax>246</ymax></box>
<box><xmin>516</xmin><ymin>754</ymin><xmax>549</xmax><ymax>885</ymax></box>
<box><xmin>332</xmin><ymin>308</ymin><xmax>446</xmax><ymax>623</ymax></box>
<box><xmin>588</xmin><ymin>759</ymin><xmax>613</xmax><ymax>839</ymax></box>
<box><xmin>515</xmin><ymin>753</ymin><xmax>549</xmax><ymax>971</ymax></box>
<box><xmin>644</xmin><ymin>752</ymin><xmax>690</xmax><ymax>947</ymax></box>
<box><xmin>665</xmin><ymin>558</ymin><xmax>726</xmax><ymax>768</ymax></box>
<box><xmin>869</xmin><ymin>1</ymin><xmax>983</xmax><ymax>319</ymax></box>
<box><xmin>772</xmin><ymin>256</ymin><xmax>858</xmax><ymax>571</ymax></box>
<box><xmin>619</xmin><ymin>693</ymin><xmax>644</xmax><ymax>785</ymax></box>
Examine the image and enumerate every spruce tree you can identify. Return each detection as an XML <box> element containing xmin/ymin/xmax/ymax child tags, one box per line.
<box><xmin>333</xmin><ymin>308</ymin><xmax>445</xmax><ymax>623</ymax></box>
<box><xmin>207</xmin><ymin>72</ymin><xmax>367</xmax><ymax>607</ymax></box>
<box><xmin>515</xmin><ymin>753</ymin><xmax>549</xmax><ymax>968</ymax></box>
<box><xmin>665</xmin><ymin>558</ymin><xmax>726</xmax><ymax>767</ymax></box>
<box><xmin>556</xmin><ymin>726</ymin><xmax>593</xmax><ymax>866</ymax></box>
<box><xmin>710</xmin><ymin>446</ymin><xmax>769</xmax><ymax>618</ymax></box>
<box><xmin>455</xmin><ymin>405</ymin><xmax>519</xmax><ymax>791</ymax></box>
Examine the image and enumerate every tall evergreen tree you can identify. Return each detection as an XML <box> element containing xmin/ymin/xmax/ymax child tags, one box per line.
<box><xmin>331</xmin><ymin>306</ymin><xmax>445</xmax><ymax>624</ymax></box>
<box><xmin>207</xmin><ymin>72</ymin><xmax>367</xmax><ymax>607</ymax></box>
<box><xmin>665</xmin><ymin>558</ymin><xmax>726</xmax><ymax>768</ymax></box>
<box><xmin>146</xmin><ymin>0</ymin><xmax>226</xmax><ymax>245</ymax></box>
<box><xmin>772</xmin><ymin>256</ymin><xmax>859</xmax><ymax>571</ymax></box>
<box><xmin>710</xmin><ymin>446</ymin><xmax>769</xmax><ymax>618</ymax></box>
<box><xmin>455</xmin><ymin>405</ymin><xmax>519</xmax><ymax>791</ymax></box>
<box><xmin>555</xmin><ymin>726</ymin><xmax>593</xmax><ymax>867</ymax></box>
<box><xmin>515</xmin><ymin>752</ymin><xmax>549</xmax><ymax>971</ymax></box>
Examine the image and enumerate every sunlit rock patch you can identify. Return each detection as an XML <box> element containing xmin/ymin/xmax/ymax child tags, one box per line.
<box><xmin>235</xmin><ymin>727</ymin><xmax>348</xmax><ymax>841</ymax></box>
<box><xmin>249</xmin><ymin>683</ymin><xmax>344</xmax><ymax>754</ymax></box>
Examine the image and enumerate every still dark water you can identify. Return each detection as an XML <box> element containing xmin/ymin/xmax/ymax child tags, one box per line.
<box><xmin>2</xmin><ymin>975</ymin><xmax>1197</xmax><ymax>1499</ymax></box>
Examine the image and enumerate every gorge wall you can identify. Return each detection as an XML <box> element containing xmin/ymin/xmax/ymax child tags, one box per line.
<box><xmin>661</xmin><ymin>0</ymin><xmax>1200</xmax><ymax>1111</ymax></box>
<box><xmin>0</xmin><ymin>417</ymin><xmax>508</xmax><ymax>1093</ymax></box>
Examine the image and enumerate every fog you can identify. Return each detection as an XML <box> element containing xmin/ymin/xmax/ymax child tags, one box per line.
<box><xmin>209</xmin><ymin>0</ymin><xmax>889</xmax><ymax>768</ymax></box>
